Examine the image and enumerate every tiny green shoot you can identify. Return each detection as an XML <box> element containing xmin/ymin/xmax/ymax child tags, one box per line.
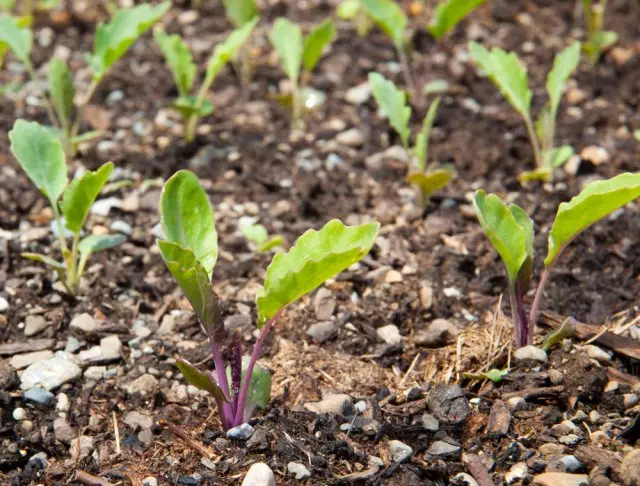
<box><xmin>469</xmin><ymin>41</ymin><xmax>581</xmax><ymax>181</ymax></box>
<box><xmin>336</xmin><ymin>0</ymin><xmax>373</xmax><ymax>37</ymax></box>
<box><xmin>9</xmin><ymin>119</ymin><xmax>125</xmax><ymax>294</ymax></box>
<box><xmin>473</xmin><ymin>172</ymin><xmax>640</xmax><ymax>347</ymax></box>
<box><xmin>428</xmin><ymin>0</ymin><xmax>486</xmax><ymax>41</ymax></box>
<box><xmin>222</xmin><ymin>0</ymin><xmax>259</xmax><ymax>88</ymax></box>
<box><xmin>581</xmin><ymin>0</ymin><xmax>617</xmax><ymax>66</ymax></box>
<box><xmin>269</xmin><ymin>18</ymin><xmax>336</xmax><ymax>128</ymax></box>
<box><xmin>239</xmin><ymin>220</ymin><xmax>284</xmax><ymax>253</ymax></box>
<box><xmin>155</xmin><ymin>18</ymin><xmax>258</xmax><ymax>142</ymax></box>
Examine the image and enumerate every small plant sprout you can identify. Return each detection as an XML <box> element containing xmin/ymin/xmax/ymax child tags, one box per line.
<box><xmin>9</xmin><ymin>119</ymin><xmax>125</xmax><ymax>294</ymax></box>
<box><xmin>239</xmin><ymin>219</ymin><xmax>285</xmax><ymax>253</ymax></box>
<box><xmin>428</xmin><ymin>0</ymin><xmax>486</xmax><ymax>41</ymax></box>
<box><xmin>369</xmin><ymin>71</ymin><xmax>453</xmax><ymax>208</ymax></box>
<box><xmin>154</xmin><ymin>18</ymin><xmax>258</xmax><ymax>142</ymax></box>
<box><xmin>269</xmin><ymin>18</ymin><xmax>336</xmax><ymax>127</ymax></box>
<box><xmin>222</xmin><ymin>0</ymin><xmax>259</xmax><ymax>86</ymax></box>
<box><xmin>473</xmin><ymin>172</ymin><xmax>640</xmax><ymax>348</ymax></box>
<box><xmin>1</xmin><ymin>3</ymin><xmax>169</xmax><ymax>155</ymax></box>
<box><xmin>581</xmin><ymin>0</ymin><xmax>617</xmax><ymax>65</ymax></box>
<box><xmin>336</xmin><ymin>0</ymin><xmax>373</xmax><ymax>37</ymax></box>
<box><xmin>159</xmin><ymin>170</ymin><xmax>379</xmax><ymax>430</ymax></box>
<box><xmin>469</xmin><ymin>41</ymin><xmax>581</xmax><ymax>181</ymax></box>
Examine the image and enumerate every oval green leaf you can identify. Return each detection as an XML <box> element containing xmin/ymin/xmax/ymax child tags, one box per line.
<box><xmin>256</xmin><ymin>219</ymin><xmax>379</xmax><ymax>324</ymax></box>
<box><xmin>177</xmin><ymin>357</ymin><xmax>227</xmax><ymax>404</ymax></box>
<box><xmin>545</xmin><ymin>172</ymin><xmax>640</xmax><ymax>266</ymax></box>
<box><xmin>302</xmin><ymin>19</ymin><xmax>336</xmax><ymax>72</ymax></box>
<box><xmin>0</xmin><ymin>14</ymin><xmax>32</xmax><ymax>65</ymax></box>
<box><xmin>368</xmin><ymin>71</ymin><xmax>411</xmax><ymax>149</ymax></box>
<box><xmin>428</xmin><ymin>0</ymin><xmax>485</xmax><ymax>41</ymax></box>
<box><xmin>154</xmin><ymin>29</ymin><xmax>196</xmax><ymax>97</ymax></box>
<box><xmin>546</xmin><ymin>41</ymin><xmax>581</xmax><ymax>119</ymax></box>
<box><xmin>223</xmin><ymin>0</ymin><xmax>258</xmax><ymax>27</ymax></box>
<box><xmin>48</xmin><ymin>58</ymin><xmax>75</xmax><ymax>131</ymax></box>
<box><xmin>60</xmin><ymin>162</ymin><xmax>114</xmax><ymax>234</ymax></box>
<box><xmin>9</xmin><ymin>119</ymin><xmax>67</xmax><ymax>206</ymax></box>
<box><xmin>472</xmin><ymin>190</ymin><xmax>533</xmax><ymax>285</ymax></box>
<box><xmin>78</xmin><ymin>234</ymin><xmax>126</xmax><ymax>257</ymax></box>
<box><xmin>160</xmin><ymin>170</ymin><xmax>218</xmax><ymax>278</ymax></box>
<box><xmin>269</xmin><ymin>17</ymin><xmax>303</xmax><ymax>84</ymax></box>
<box><xmin>360</xmin><ymin>0</ymin><xmax>407</xmax><ymax>50</ymax></box>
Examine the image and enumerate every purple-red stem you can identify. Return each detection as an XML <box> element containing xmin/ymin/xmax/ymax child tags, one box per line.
<box><xmin>232</xmin><ymin>312</ymin><xmax>280</xmax><ymax>426</ymax></box>
<box><xmin>527</xmin><ymin>266</ymin><xmax>552</xmax><ymax>343</ymax></box>
<box><xmin>515</xmin><ymin>282</ymin><xmax>529</xmax><ymax>346</ymax></box>
<box><xmin>231</xmin><ymin>334</ymin><xmax>242</xmax><ymax>416</ymax></box>
<box><xmin>209</xmin><ymin>335</ymin><xmax>233</xmax><ymax>429</ymax></box>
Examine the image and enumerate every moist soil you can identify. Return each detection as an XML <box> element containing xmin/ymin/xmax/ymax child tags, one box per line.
<box><xmin>0</xmin><ymin>0</ymin><xmax>639</xmax><ymax>484</ymax></box>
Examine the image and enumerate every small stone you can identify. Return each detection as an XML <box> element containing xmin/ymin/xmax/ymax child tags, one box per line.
<box><xmin>345</xmin><ymin>81</ymin><xmax>371</xmax><ymax>105</ymax></box>
<box><xmin>549</xmin><ymin>455</ymin><xmax>582</xmax><ymax>473</ymax></box>
<box><xmin>428</xmin><ymin>384</ymin><xmax>470</xmax><ymax>425</ymax></box>
<box><xmin>124</xmin><ymin>411</ymin><xmax>153</xmax><ymax>430</ymax></box>
<box><xmin>304</xmin><ymin>393</ymin><xmax>352</xmax><ymax>415</ymax></box>
<box><xmin>23</xmin><ymin>387</ymin><xmax>55</xmax><ymax>405</ymax></box>
<box><xmin>313</xmin><ymin>288</ymin><xmax>336</xmax><ymax>321</ymax></box>
<box><xmin>621</xmin><ymin>449</ymin><xmax>640</xmax><ymax>486</ymax></box>
<box><xmin>552</xmin><ymin>420</ymin><xmax>582</xmax><ymax>437</ymax></box>
<box><xmin>415</xmin><ymin>319</ymin><xmax>457</xmax><ymax>347</ymax></box>
<box><xmin>12</xmin><ymin>408</ymin><xmax>27</xmax><ymax>420</ymax></box>
<box><xmin>126</xmin><ymin>374</ymin><xmax>158</xmax><ymax>395</ymax></box>
<box><xmin>365</xmin><ymin>145</ymin><xmax>407</xmax><ymax>171</ymax></box>
<box><xmin>487</xmin><ymin>400</ymin><xmax>511</xmax><ymax>436</ymax></box>
<box><xmin>28</xmin><ymin>451</ymin><xmax>48</xmax><ymax>469</ymax></box>
<box><xmin>0</xmin><ymin>359</ymin><xmax>18</xmax><ymax>389</ymax></box>
<box><xmin>224</xmin><ymin>314</ymin><xmax>252</xmax><ymax>333</ymax></box>
<box><xmin>385</xmin><ymin>270</ymin><xmax>403</xmax><ymax>283</ymax></box>
<box><xmin>90</xmin><ymin>197</ymin><xmax>121</xmax><ymax>216</ymax></box>
<box><xmin>589</xmin><ymin>410</ymin><xmax>601</xmax><ymax>424</ymax></box>
<box><xmin>53</xmin><ymin>417</ymin><xmax>76</xmax><ymax>443</ymax></box>
<box><xmin>110</xmin><ymin>220</ymin><xmax>132</xmax><ymax>235</ymax></box>
<box><xmin>454</xmin><ymin>473</ymin><xmax>479</xmax><ymax>486</ymax></box>
<box><xmin>420</xmin><ymin>413</ymin><xmax>439</xmax><ymax>431</ymax></box>
<box><xmin>548</xmin><ymin>369</ymin><xmax>564</xmax><ymax>385</ymax></box>
<box><xmin>21</xmin><ymin>420</ymin><xmax>33</xmax><ymax>432</ymax></box>
<box><xmin>241</xmin><ymin>463</ymin><xmax>276</xmax><ymax>486</ymax></box>
<box><xmin>142</xmin><ymin>478</ymin><xmax>158</xmax><ymax>486</ymax></box>
<box><xmin>354</xmin><ymin>400</ymin><xmax>367</xmax><ymax>413</ymax></box>
<box><xmin>287</xmin><ymin>462</ymin><xmax>311</xmax><ymax>480</ymax></box>
<box><xmin>377</xmin><ymin>324</ymin><xmax>402</xmax><ymax>345</ymax></box>
<box><xmin>558</xmin><ymin>434</ymin><xmax>581</xmax><ymax>446</ymax></box>
<box><xmin>604</xmin><ymin>381</ymin><xmax>619</xmax><ymax>393</ymax></box>
<box><xmin>69</xmin><ymin>435</ymin><xmax>94</xmax><ymax>459</ymax></box>
<box><xmin>340</xmin><ymin>417</ymin><xmax>381</xmax><ymax>436</ymax></box>
<box><xmin>336</xmin><ymin>128</ymin><xmax>365</xmax><ymax>147</ymax></box>
<box><xmin>306</xmin><ymin>321</ymin><xmax>338</xmax><ymax>343</ymax></box>
<box><xmin>609</xmin><ymin>46</ymin><xmax>634</xmax><ymax>67</ymax></box>
<box><xmin>56</xmin><ymin>393</ymin><xmax>70</xmax><ymax>412</ymax></box>
<box><xmin>571</xmin><ymin>410</ymin><xmax>587</xmax><ymax>422</ymax></box>
<box><xmin>227</xmin><ymin>423</ymin><xmax>254</xmax><ymax>440</ymax></box>
<box><xmin>10</xmin><ymin>350</ymin><xmax>55</xmax><ymax>370</ymax></box>
<box><xmin>538</xmin><ymin>443</ymin><xmax>565</xmax><ymax>456</ymax></box>
<box><xmin>388</xmin><ymin>440</ymin><xmax>412</xmax><ymax>462</ymax></box>
<box><xmin>100</xmin><ymin>335</ymin><xmax>122</xmax><ymax>361</ymax></box>
<box><xmin>623</xmin><ymin>393</ymin><xmax>639</xmax><ymax>409</ymax></box>
<box><xmin>24</xmin><ymin>315</ymin><xmax>49</xmax><ymax>336</ymax></box>
<box><xmin>532</xmin><ymin>472</ymin><xmax>589</xmax><ymax>486</ymax></box>
<box><xmin>513</xmin><ymin>345</ymin><xmax>548</xmax><ymax>363</ymax></box>
<box><xmin>507</xmin><ymin>397</ymin><xmax>526</xmax><ymax>412</ymax></box>
<box><xmin>70</xmin><ymin>313</ymin><xmax>99</xmax><ymax>334</ymax></box>
<box><xmin>0</xmin><ymin>297</ymin><xmax>8</xmax><ymax>312</ymax></box>
<box><xmin>138</xmin><ymin>427</ymin><xmax>153</xmax><ymax>446</ymax></box>
<box><xmin>427</xmin><ymin>440</ymin><xmax>461</xmax><ymax>459</ymax></box>
<box><xmin>420</xmin><ymin>283</ymin><xmax>433</xmax><ymax>309</ymax></box>
<box><xmin>505</xmin><ymin>462</ymin><xmax>528</xmax><ymax>484</ymax></box>
<box><xmin>246</xmin><ymin>427</ymin><xmax>268</xmax><ymax>451</ymax></box>
<box><xmin>580</xmin><ymin>146</ymin><xmax>610</xmax><ymax>166</ymax></box>
<box><xmin>84</xmin><ymin>366</ymin><xmax>106</xmax><ymax>380</ymax></box>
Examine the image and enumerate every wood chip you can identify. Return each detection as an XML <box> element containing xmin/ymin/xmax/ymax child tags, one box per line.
<box><xmin>487</xmin><ymin>400</ymin><xmax>511</xmax><ymax>436</ymax></box>
<box><xmin>0</xmin><ymin>339</ymin><xmax>55</xmax><ymax>356</ymax></box>
<box><xmin>501</xmin><ymin>385</ymin><xmax>564</xmax><ymax>400</ymax></box>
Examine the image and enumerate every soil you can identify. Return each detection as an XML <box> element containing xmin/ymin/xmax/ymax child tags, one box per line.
<box><xmin>0</xmin><ymin>0</ymin><xmax>639</xmax><ymax>485</ymax></box>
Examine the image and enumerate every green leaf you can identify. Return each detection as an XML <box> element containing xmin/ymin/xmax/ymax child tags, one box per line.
<box><xmin>78</xmin><ymin>234</ymin><xmax>126</xmax><ymax>257</ymax></box>
<box><xmin>157</xmin><ymin>240</ymin><xmax>220</xmax><ymax>331</ymax></box>
<box><xmin>9</xmin><ymin>119</ymin><xmax>67</xmax><ymax>206</ymax></box>
<box><xmin>256</xmin><ymin>219</ymin><xmax>379</xmax><ymax>324</ymax></box>
<box><xmin>258</xmin><ymin>236</ymin><xmax>284</xmax><ymax>253</ymax></box>
<box><xmin>423</xmin><ymin>79</ymin><xmax>449</xmax><ymax>96</ymax></box>
<box><xmin>360</xmin><ymin>0</ymin><xmax>407</xmax><ymax>50</ymax></box>
<box><xmin>0</xmin><ymin>14</ymin><xmax>32</xmax><ymax>65</ymax></box>
<box><xmin>368</xmin><ymin>72</ymin><xmax>411</xmax><ymax>149</ymax></box>
<box><xmin>547</xmin><ymin>145</ymin><xmax>574</xmax><ymax>169</ymax></box>
<box><xmin>407</xmin><ymin>164</ymin><xmax>453</xmax><ymax>200</ymax></box>
<box><xmin>542</xmin><ymin>317</ymin><xmax>574</xmax><ymax>352</ymax></box>
<box><xmin>60</xmin><ymin>162</ymin><xmax>114</xmax><ymax>234</ymax></box>
<box><xmin>546</xmin><ymin>42</ymin><xmax>581</xmax><ymax>120</ymax></box>
<box><xmin>203</xmin><ymin>17</ymin><xmax>258</xmax><ymax>90</ymax></box>
<box><xmin>154</xmin><ymin>29</ymin><xmax>196</xmax><ymax>98</ymax></box>
<box><xmin>413</xmin><ymin>97</ymin><xmax>441</xmax><ymax>171</ymax></box>
<box><xmin>160</xmin><ymin>170</ymin><xmax>218</xmax><ymax>278</ymax></box>
<box><xmin>176</xmin><ymin>358</ymin><xmax>227</xmax><ymax>403</ymax></box>
<box><xmin>337</xmin><ymin>0</ymin><xmax>361</xmax><ymax>19</ymax></box>
<box><xmin>428</xmin><ymin>0</ymin><xmax>485</xmax><ymax>40</ymax></box>
<box><xmin>21</xmin><ymin>252</ymin><xmax>65</xmax><ymax>272</ymax></box>
<box><xmin>222</xmin><ymin>0</ymin><xmax>258</xmax><ymax>27</ymax></box>
<box><xmin>463</xmin><ymin>368</ymin><xmax>508</xmax><ymax>383</ymax></box>
<box><xmin>469</xmin><ymin>41</ymin><xmax>531</xmax><ymax>118</ymax></box>
<box><xmin>87</xmin><ymin>1</ymin><xmax>170</xmax><ymax>81</ymax></box>
<box><xmin>545</xmin><ymin>173</ymin><xmax>640</xmax><ymax>266</ymax></box>
<box><xmin>47</xmin><ymin>58</ymin><xmax>75</xmax><ymax>131</ymax></box>
<box><xmin>241</xmin><ymin>222</ymin><xmax>269</xmax><ymax>246</ymax></box>
<box><xmin>172</xmin><ymin>95</ymin><xmax>214</xmax><ymax>119</ymax></box>
<box><xmin>71</xmin><ymin>130</ymin><xmax>103</xmax><ymax>145</ymax></box>
<box><xmin>472</xmin><ymin>190</ymin><xmax>533</xmax><ymax>285</ymax></box>
<box><xmin>269</xmin><ymin>17</ymin><xmax>303</xmax><ymax>84</ymax></box>
<box><xmin>226</xmin><ymin>356</ymin><xmax>271</xmax><ymax>409</ymax></box>
<box><xmin>518</xmin><ymin>167</ymin><xmax>552</xmax><ymax>183</ymax></box>
<box><xmin>302</xmin><ymin>19</ymin><xmax>336</xmax><ymax>72</ymax></box>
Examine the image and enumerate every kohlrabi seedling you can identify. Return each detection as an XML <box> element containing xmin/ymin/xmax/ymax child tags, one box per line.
<box><xmin>1</xmin><ymin>3</ymin><xmax>169</xmax><ymax>156</ymax></box>
<box><xmin>154</xmin><ymin>18</ymin><xmax>258</xmax><ymax>142</ymax></box>
<box><xmin>582</xmin><ymin>0</ymin><xmax>617</xmax><ymax>66</ymax></box>
<box><xmin>9</xmin><ymin>119</ymin><xmax>125</xmax><ymax>294</ymax></box>
<box><xmin>336</xmin><ymin>0</ymin><xmax>373</xmax><ymax>37</ymax></box>
<box><xmin>428</xmin><ymin>0</ymin><xmax>486</xmax><ymax>41</ymax></box>
<box><xmin>239</xmin><ymin>220</ymin><xmax>284</xmax><ymax>253</ymax></box>
<box><xmin>469</xmin><ymin>41</ymin><xmax>581</xmax><ymax>181</ymax></box>
<box><xmin>369</xmin><ymin>71</ymin><xmax>453</xmax><ymax>208</ymax></box>
<box><xmin>473</xmin><ymin>172</ymin><xmax>640</xmax><ymax>347</ymax></box>
<box><xmin>159</xmin><ymin>170</ymin><xmax>379</xmax><ymax>430</ymax></box>
<box><xmin>222</xmin><ymin>0</ymin><xmax>259</xmax><ymax>86</ymax></box>
<box><xmin>269</xmin><ymin>17</ymin><xmax>336</xmax><ymax>127</ymax></box>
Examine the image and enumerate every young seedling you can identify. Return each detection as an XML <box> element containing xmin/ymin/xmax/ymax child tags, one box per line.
<box><xmin>469</xmin><ymin>41</ymin><xmax>581</xmax><ymax>181</ymax></box>
<box><xmin>336</xmin><ymin>0</ymin><xmax>373</xmax><ymax>37</ymax></box>
<box><xmin>581</xmin><ymin>0</ymin><xmax>617</xmax><ymax>65</ymax></box>
<box><xmin>369</xmin><ymin>71</ymin><xmax>453</xmax><ymax>208</ymax></box>
<box><xmin>428</xmin><ymin>0</ymin><xmax>486</xmax><ymax>41</ymax></box>
<box><xmin>473</xmin><ymin>172</ymin><xmax>640</xmax><ymax>347</ymax></box>
<box><xmin>1</xmin><ymin>2</ymin><xmax>170</xmax><ymax>155</ymax></box>
<box><xmin>269</xmin><ymin>18</ymin><xmax>336</xmax><ymax>127</ymax></box>
<box><xmin>154</xmin><ymin>18</ymin><xmax>258</xmax><ymax>142</ymax></box>
<box><xmin>159</xmin><ymin>170</ymin><xmax>379</xmax><ymax>430</ymax></box>
<box><xmin>222</xmin><ymin>0</ymin><xmax>259</xmax><ymax>85</ymax></box>
<box><xmin>9</xmin><ymin>119</ymin><xmax>125</xmax><ymax>294</ymax></box>
<box><xmin>239</xmin><ymin>220</ymin><xmax>284</xmax><ymax>253</ymax></box>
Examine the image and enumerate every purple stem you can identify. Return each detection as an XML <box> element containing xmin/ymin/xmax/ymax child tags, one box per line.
<box><xmin>231</xmin><ymin>333</ymin><xmax>242</xmax><ymax>416</ymax></box>
<box><xmin>233</xmin><ymin>312</ymin><xmax>280</xmax><ymax>426</ymax></box>
<box><xmin>209</xmin><ymin>335</ymin><xmax>234</xmax><ymax>429</ymax></box>
<box><xmin>515</xmin><ymin>281</ymin><xmax>529</xmax><ymax>346</ymax></box>
<box><xmin>527</xmin><ymin>266</ymin><xmax>552</xmax><ymax>344</ymax></box>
